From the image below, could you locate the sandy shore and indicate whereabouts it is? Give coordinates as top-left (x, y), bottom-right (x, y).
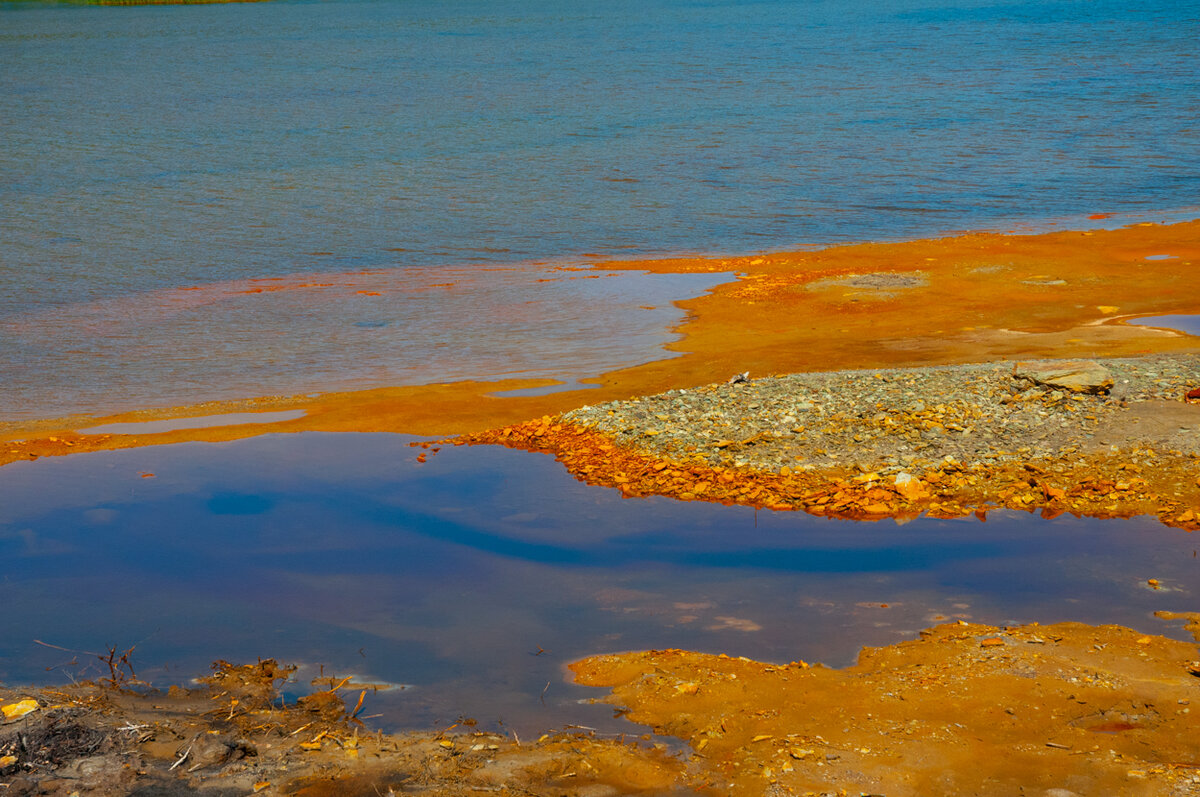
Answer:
top-left (3, 219), bottom-right (1199, 468)
top-left (572, 612), bottom-right (1200, 797)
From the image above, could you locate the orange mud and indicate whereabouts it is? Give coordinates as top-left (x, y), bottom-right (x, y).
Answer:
top-left (571, 613), bottom-right (1200, 796)
top-left (592, 219), bottom-right (1200, 381)
top-left (450, 416), bottom-right (1200, 532)
top-left (9, 617), bottom-right (1199, 795)
top-left (4, 220), bottom-right (1200, 468)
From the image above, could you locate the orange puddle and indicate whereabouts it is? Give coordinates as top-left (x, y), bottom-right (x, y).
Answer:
top-left (4, 220), bottom-right (1200, 467)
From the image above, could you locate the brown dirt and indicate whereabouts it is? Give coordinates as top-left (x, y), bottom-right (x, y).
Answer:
top-left (0, 660), bottom-right (689, 796)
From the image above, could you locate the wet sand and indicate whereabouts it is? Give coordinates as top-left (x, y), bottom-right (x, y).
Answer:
top-left (572, 612), bottom-right (1200, 797)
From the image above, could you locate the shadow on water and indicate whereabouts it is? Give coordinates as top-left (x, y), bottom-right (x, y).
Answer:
top-left (0, 433), bottom-right (1196, 735)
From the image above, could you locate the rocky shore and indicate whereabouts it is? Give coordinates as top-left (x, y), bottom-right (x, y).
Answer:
top-left (453, 353), bottom-right (1200, 529)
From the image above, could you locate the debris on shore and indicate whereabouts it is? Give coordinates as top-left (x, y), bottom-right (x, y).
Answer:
top-left (0, 660), bottom-right (685, 796)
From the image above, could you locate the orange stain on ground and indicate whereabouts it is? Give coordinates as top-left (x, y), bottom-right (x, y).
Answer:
top-left (449, 416), bottom-right (1200, 532)
top-left (570, 614), bottom-right (1200, 796)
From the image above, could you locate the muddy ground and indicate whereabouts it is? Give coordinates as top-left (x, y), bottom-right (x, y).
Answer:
top-left (3, 613), bottom-right (1200, 796)
top-left (0, 659), bottom-right (689, 797)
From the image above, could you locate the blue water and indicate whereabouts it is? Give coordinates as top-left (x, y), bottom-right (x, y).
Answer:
top-left (1, 433), bottom-right (1196, 733)
top-left (2, 0), bottom-right (1199, 418)
top-left (1131, 314), bottom-right (1200, 336)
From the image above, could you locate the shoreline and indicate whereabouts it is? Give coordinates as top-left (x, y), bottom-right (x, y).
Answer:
top-left (3, 613), bottom-right (1198, 795)
top-left (452, 352), bottom-right (1200, 530)
top-left (3, 219), bottom-right (1199, 470)
top-left (3, 220), bottom-right (1200, 794)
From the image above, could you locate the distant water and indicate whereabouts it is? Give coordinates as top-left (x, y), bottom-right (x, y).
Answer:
top-left (2, 0), bottom-right (1198, 418)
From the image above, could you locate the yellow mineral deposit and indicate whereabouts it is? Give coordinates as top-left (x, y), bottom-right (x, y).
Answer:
top-left (1, 699), bottom-right (39, 722)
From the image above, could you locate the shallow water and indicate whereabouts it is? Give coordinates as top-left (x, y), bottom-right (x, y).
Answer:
top-left (1130, 314), bottom-right (1200, 337)
top-left (0, 265), bottom-right (724, 420)
top-left (77, 408), bottom-right (307, 435)
top-left (3, 0), bottom-right (1199, 418)
top-left (1, 433), bottom-right (1195, 736)
top-left (3, 1), bottom-right (1199, 746)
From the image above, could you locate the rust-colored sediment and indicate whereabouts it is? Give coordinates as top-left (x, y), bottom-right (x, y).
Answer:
top-left (571, 613), bottom-right (1200, 796)
top-left (3, 220), bottom-right (1199, 467)
top-left (7, 618), bottom-right (1199, 795)
top-left (450, 416), bottom-right (1200, 531)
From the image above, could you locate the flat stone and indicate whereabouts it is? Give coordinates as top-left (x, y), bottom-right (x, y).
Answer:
top-left (1013, 361), bottom-right (1114, 395)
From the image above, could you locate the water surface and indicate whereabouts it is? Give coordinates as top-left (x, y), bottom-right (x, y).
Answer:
top-left (3, 0), bottom-right (1199, 418)
top-left (1130, 314), bottom-right (1200, 337)
top-left (1, 433), bottom-right (1195, 735)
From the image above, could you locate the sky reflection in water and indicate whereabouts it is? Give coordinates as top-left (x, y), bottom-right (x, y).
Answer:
top-left (0, 434), bottom-right (1196, 735)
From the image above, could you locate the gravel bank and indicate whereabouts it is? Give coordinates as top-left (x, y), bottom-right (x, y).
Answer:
top-left (564, 353), bottom-right (1200, 475)
top-left (456, 353), bottom-right (1200, 529)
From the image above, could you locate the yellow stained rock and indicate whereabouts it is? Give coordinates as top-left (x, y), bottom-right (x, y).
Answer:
top-left (2, 699), bottom-right (38, 722)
